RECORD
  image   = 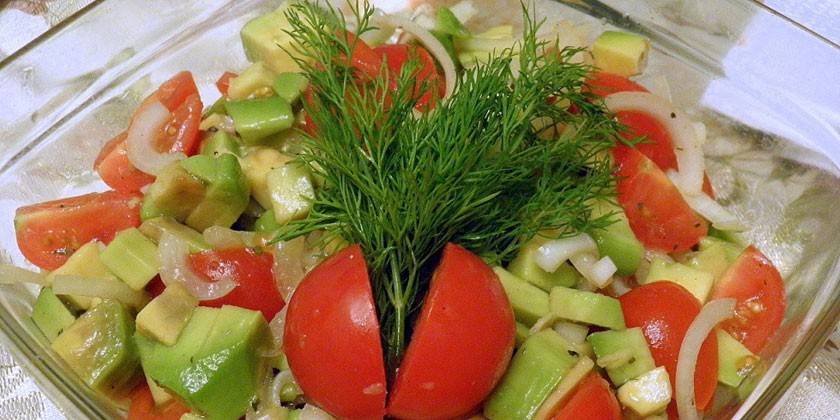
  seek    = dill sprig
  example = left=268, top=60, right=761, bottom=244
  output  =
left=279, top=1, right=622, bottom=374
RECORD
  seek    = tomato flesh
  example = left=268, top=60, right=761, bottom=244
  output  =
left=145, top=71, right=200, bottom=112
left=619, top=282, right=718, bottom=411
left=284, top=245, right=386, bottom=419
left=586, top=72, right=648, bottom=97
left=551, top=373, right=621, bottom=420
left=616, top=110, right=678, bottom=171
left=128, top=383, right=190, bottom=420
left=188, top=247, right=284, bottom=321
left=387, top=243, right=515, bottom=419
left=711, top=246, right=786, bottom=353
left=215, top=71, right=237, bottom=96
left=14, top=191, right=142, bottom=270
left=375, top=44, right=444, bottom=111
left=94, top=132, right=156, bottom=193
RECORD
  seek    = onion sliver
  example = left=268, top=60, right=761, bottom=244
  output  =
left=606, top=92, right=705, bottom=194
left=272, top=237, right=307, bottom=302
left=159, top=232, right=236, bottom=300
left=371, top=14, right=457, bottom=100
left=667, top=170, right=745, bottom=231
left=52, top=275, right=149, bottom=309
left=299, top=404, right=334, bottom=420
left=536, top=234, right=597, bottom=273
left=0, top=264, right=48, bottom=286
left=126, top=100, right=186, bottom=175
left=676, top=298, right=736, bottom=420
left=268, top=305, right=289, bottom=354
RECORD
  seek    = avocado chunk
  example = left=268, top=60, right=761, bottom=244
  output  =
left=592, top=31, right=650, bottom=77
left=493, top=267, right=550, bottom=326
left=717, top=329, right=759, bottom=388
left=484, top=330, right=578, bottom=420
left=254, top=209, right=282, bottom=233
left=700, top=237, right=744, bottom=264
left=589, top=201, right=644, bottom=276
left=51, top=300, right=140, bottom=395
left=533, top=357, right=595, bottom=419
left=508, top=236, right=579, bottom=291
left=32, top=287, right=76, bottom=342
left=200, top=131, right=242, bottom=158
left=273, top=72, right=309, bottom=104
left=514, top=322, right=530, bottom=347
left=549, top=286, right=625, bottom=330
left=141, top=162, right=206, bottom=222
left=137, top=305, right=270, bottom=420
left=46, top=241, right=114, bottom=310
left=228, top=61, right=277, bottom=100
left=241, top=147, right=293, bottom=209
left=617, top=366, right=671, bottom=417
left=267, top=162, right=315, bottom=225
left=226, top=96, right=294, bottom=144
left=587, top=327, right=656, bottom=386
left=643, top=258, right=714, bottom=303
left=136, top=283, right=198, bottom=346
left=240, top=3, right=302, bottom=74
left=182, top=154, right=251, bottom=231
left=139, top=217, right=210, bottom=252
left=100, top=228, right=159, bottom=291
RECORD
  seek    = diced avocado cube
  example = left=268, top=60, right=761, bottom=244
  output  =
left=589, top=201, right=644, bottom=276
left=493, top=267, right=550, bottom=326
left=643, top=258, right=714, bottom=303
left=180, top=154, right=251, bottom=232
left=684, top=241, right=730, bottom=281
left=200, top=131, right=242, bottom=158
left=139, top=217, right=210, bottom=252
left=202, top=97, right=227, bottom=118
left=141, top=162, right=206, bottom=222
left=735, top=358, right=767, bottom=402
left=484, top=330, right=578, bottom=420
left=100, top=228, right=159, bottom=290
left=51, top=300, right=140, bottom=395
left=592, top=31, right=650, bottom=77
left=267, top=162, right=315, bottom=225
left=136, top=283, right=198, bottom=346
left=226, top=96, right=294, bottom=144
left=717, top=329, right=759, bottom=388
left=46, top=241, right=113, bottom=310
left=549, top=286, right=625, bottom=330
left=145, top=368, right=173, bottom=407
left=508, top=236, right=579, bottom=291
left=241, top=147, right=293, bottom=209
left=273, top=72, right=308, bottom=104
left=533, top=357, right=595, bottom=419
left=588, top=327, right=656, bottom=385
left=254, top=209, right=282, bottom=233
left=515, top=322, right=530, bottom=347
left=617, top=366, right=671, bottom=417
left=700, top=237, right=744, bottom=264
left=240, top=4, right=302, bottom=74
left=228, top=61, right=277, bottom=100
left=32, top=287, right=76, bottom=342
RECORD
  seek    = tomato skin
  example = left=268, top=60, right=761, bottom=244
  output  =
left=551, top=373, right=621, bottom=420
left=342, top=32, right=383, bottom=81
left=711, top=246, right=786, bottom=353
left=94, top=132, right=156, bottom=193
left=14, top=191, right=142, bottom=270
left=161, top=93, right=202, bottom=155
left=284, top=245, right=386, bottom=419
left=375, top=44, right=444, bottom=111
left=387, top=243, right=515, bottom=420
left=188, top=247, right=284, bottom=321
left=613, top=145, right=707, bottom=253
left=619, top=282, right=718, bottom=411
left=128, top=383, right=190, bottom=420
left=215, top=71, right=237, bottom=96
left=616, top=110, right=678, bottom=171
left=145, top=71, right=200, bottom=112
left=586, top=72, right=648, bottom=97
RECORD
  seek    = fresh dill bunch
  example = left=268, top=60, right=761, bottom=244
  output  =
left=279, top=0, right=623, bottom=375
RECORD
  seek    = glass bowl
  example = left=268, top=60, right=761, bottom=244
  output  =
left=0, top=0, right=837, bottom=418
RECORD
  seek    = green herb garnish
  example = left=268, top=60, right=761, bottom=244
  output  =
left=279, top=1, right=621, bottom=374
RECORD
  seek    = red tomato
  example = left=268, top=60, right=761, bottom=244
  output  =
left=128, top=383, right=191, bottom=420
left=284, top=245, right=386, bottom=419
left=375, top=44, right=444, bottom=111
left=586, top=72, right=648, bottom=97
left=340, top=32, right=383, bottom=81
left=387, top=243, right=515, bottom=420
left=551, top=373, right=621, bottom=420
left=215, top=71, right=237, bottom=96
left=613, top=145, right=707, bottom=253
left=94, top=132, right=156, bottom=193
left=146, top=276, right=166, bottom=299
left=188, top=247, right=284, bottom=321
left=711, top=246, right=786, bottom=353
left=160, top=93, right=203, bottom=155
left=620, top=282, right=718, bottom=412
left=14, top=191, right=142, bottom=270
left=145, top=71, right=200, bottom=112
left=616, top=110, right=678, bottom=171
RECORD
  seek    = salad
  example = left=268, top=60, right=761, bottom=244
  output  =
left=3, top=1, right=787, bottom=419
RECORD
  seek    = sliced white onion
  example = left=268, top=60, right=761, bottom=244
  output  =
left=648, top=75, right=673, bottom=103
left=371, top=14, right=457, bottom=100
left=270, top=370, right=297, bottom=408
left=449, top=0, right=478, bottom=24
left=552, top=321, right=589, bottom=344
left=272, top=237, right=307, bottom=302
left=125, top=100, right=186, bottom=175
left=667, top=170, right=746, bottom=231
left=535, top=234, right=597, bottom=273
left=298, top=404, right=335, bottom=420
left=159, top=232, right=236, bottom=300
left=0, top=265, right=48, bottom=286
left=267, top=305, right=289, bottom=356
left=569, top=253, right=615, bottom=288
left=609, top=276, right=634, bottom=297
left=676, top=298, right=736, bottom=420
left=606, top=92, right=704, bottom=194
left=529, top=312, right=560, bottom=335
left=203, top=226, right=271, bottom=249
left=52, top=275, right=149, bottom=309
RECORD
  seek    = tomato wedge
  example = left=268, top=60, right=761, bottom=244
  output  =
left=284, top=245, right=386, bottom=419
left=144, top=71, right=200, bottom=112
left=215, top=71, right=237, bottom=96
left=551, top=373, right=621, bottom=420
left=586, top=72, right=648, bottom=97
left=616, top=110, right=678, bottom=171
left=94, top=132, right=156, bottom=193
left=188, top=247, right=284, bottom=321
left=375, top=44, right=444, bottom=111
left=613, top=145, right=707, bottom=253
left=128, top=383, right=190, bottom=420
left=14, top=191, right=142, bottom=270
left=388, top=243, right=515, bottom=419
left=620, top=282, right=718, bottom=412
left=711, top=246, right=786, bottom=353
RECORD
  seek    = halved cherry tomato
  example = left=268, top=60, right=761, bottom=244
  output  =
left=143, top=71, right=200, bottom=112
left=128, top=383, right=190, bottom=420
left=94, top=132, right=156, bottom=193
left=284, top=245, right=386, bottom=419
left=585, top=72, right=648, bottom=97
left=215, top=71, right=237, bottom=96
left=711, top=246, right=786, bottom=353
left=620, top=282, right=718, bottom=412
left=375, top=44, right=444, bottom=111
left=551, top=373, right=621, bottom=420
left=160, top=93, right=203, bottom=155
left=340, top=32, right=383, bottom=81
left=188, top=247, right=284, bottom=321
left=14, top=191, right=142, bottom=270
left=613, top=145, right=707, bottom=253
left=616, top=110, right=678, bottom=171
left=387, top=243, right=515, bottom=419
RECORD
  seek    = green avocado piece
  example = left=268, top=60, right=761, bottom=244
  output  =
left=136, top=283, right=197, bottom=346
left=592, top=31, right=650, bottom=77
left=138, top=217, right=210, bottom=252
left=266, top=162, right=315, bottom=225
left=183, top=154, right=251, bottom=231
left=508, top=237, right=579, bottom=291
left=643, top=258, right=714, bottom=304
left=254, top=209, right=282, bottom=232
left=587, top=327, right=656, bottom=386
left=51, top=300, right=140, bottom=395
left=589, top=201, right=644, bottom=276
left=228, top=61, right=277, bottom=100
left=45, top=241, right=113, bottom=310
left=700, top=237, right=744, bottom=264
left=240, top=3, right=301, bottom=74
left=484, top=330, right=578, bottom=420
left=272, top=72, right=308, bottom=104
left=717, top=329, right=759, bottom=388
left=226, top=95, right=294, bottom=144
left=514, top=322, right=530, bottom=348
left=141, top=162, right=205, bottom=222
left=200, top=131, right=242, bottom=158
left=100, top=228, right=160, bottom=291
left=32, top=287, right=76, bottom=342
left=617, top=366, right=671, bottom=416
left=493, top=267, right=550, bottom=326
left=549, top=286, right=625, bottom=330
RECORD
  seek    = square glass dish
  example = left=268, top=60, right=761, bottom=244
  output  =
left=0, top=0, right=837, bottom=418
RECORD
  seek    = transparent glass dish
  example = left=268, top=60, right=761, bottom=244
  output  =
left=0, top=0, right=837, bottom=418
